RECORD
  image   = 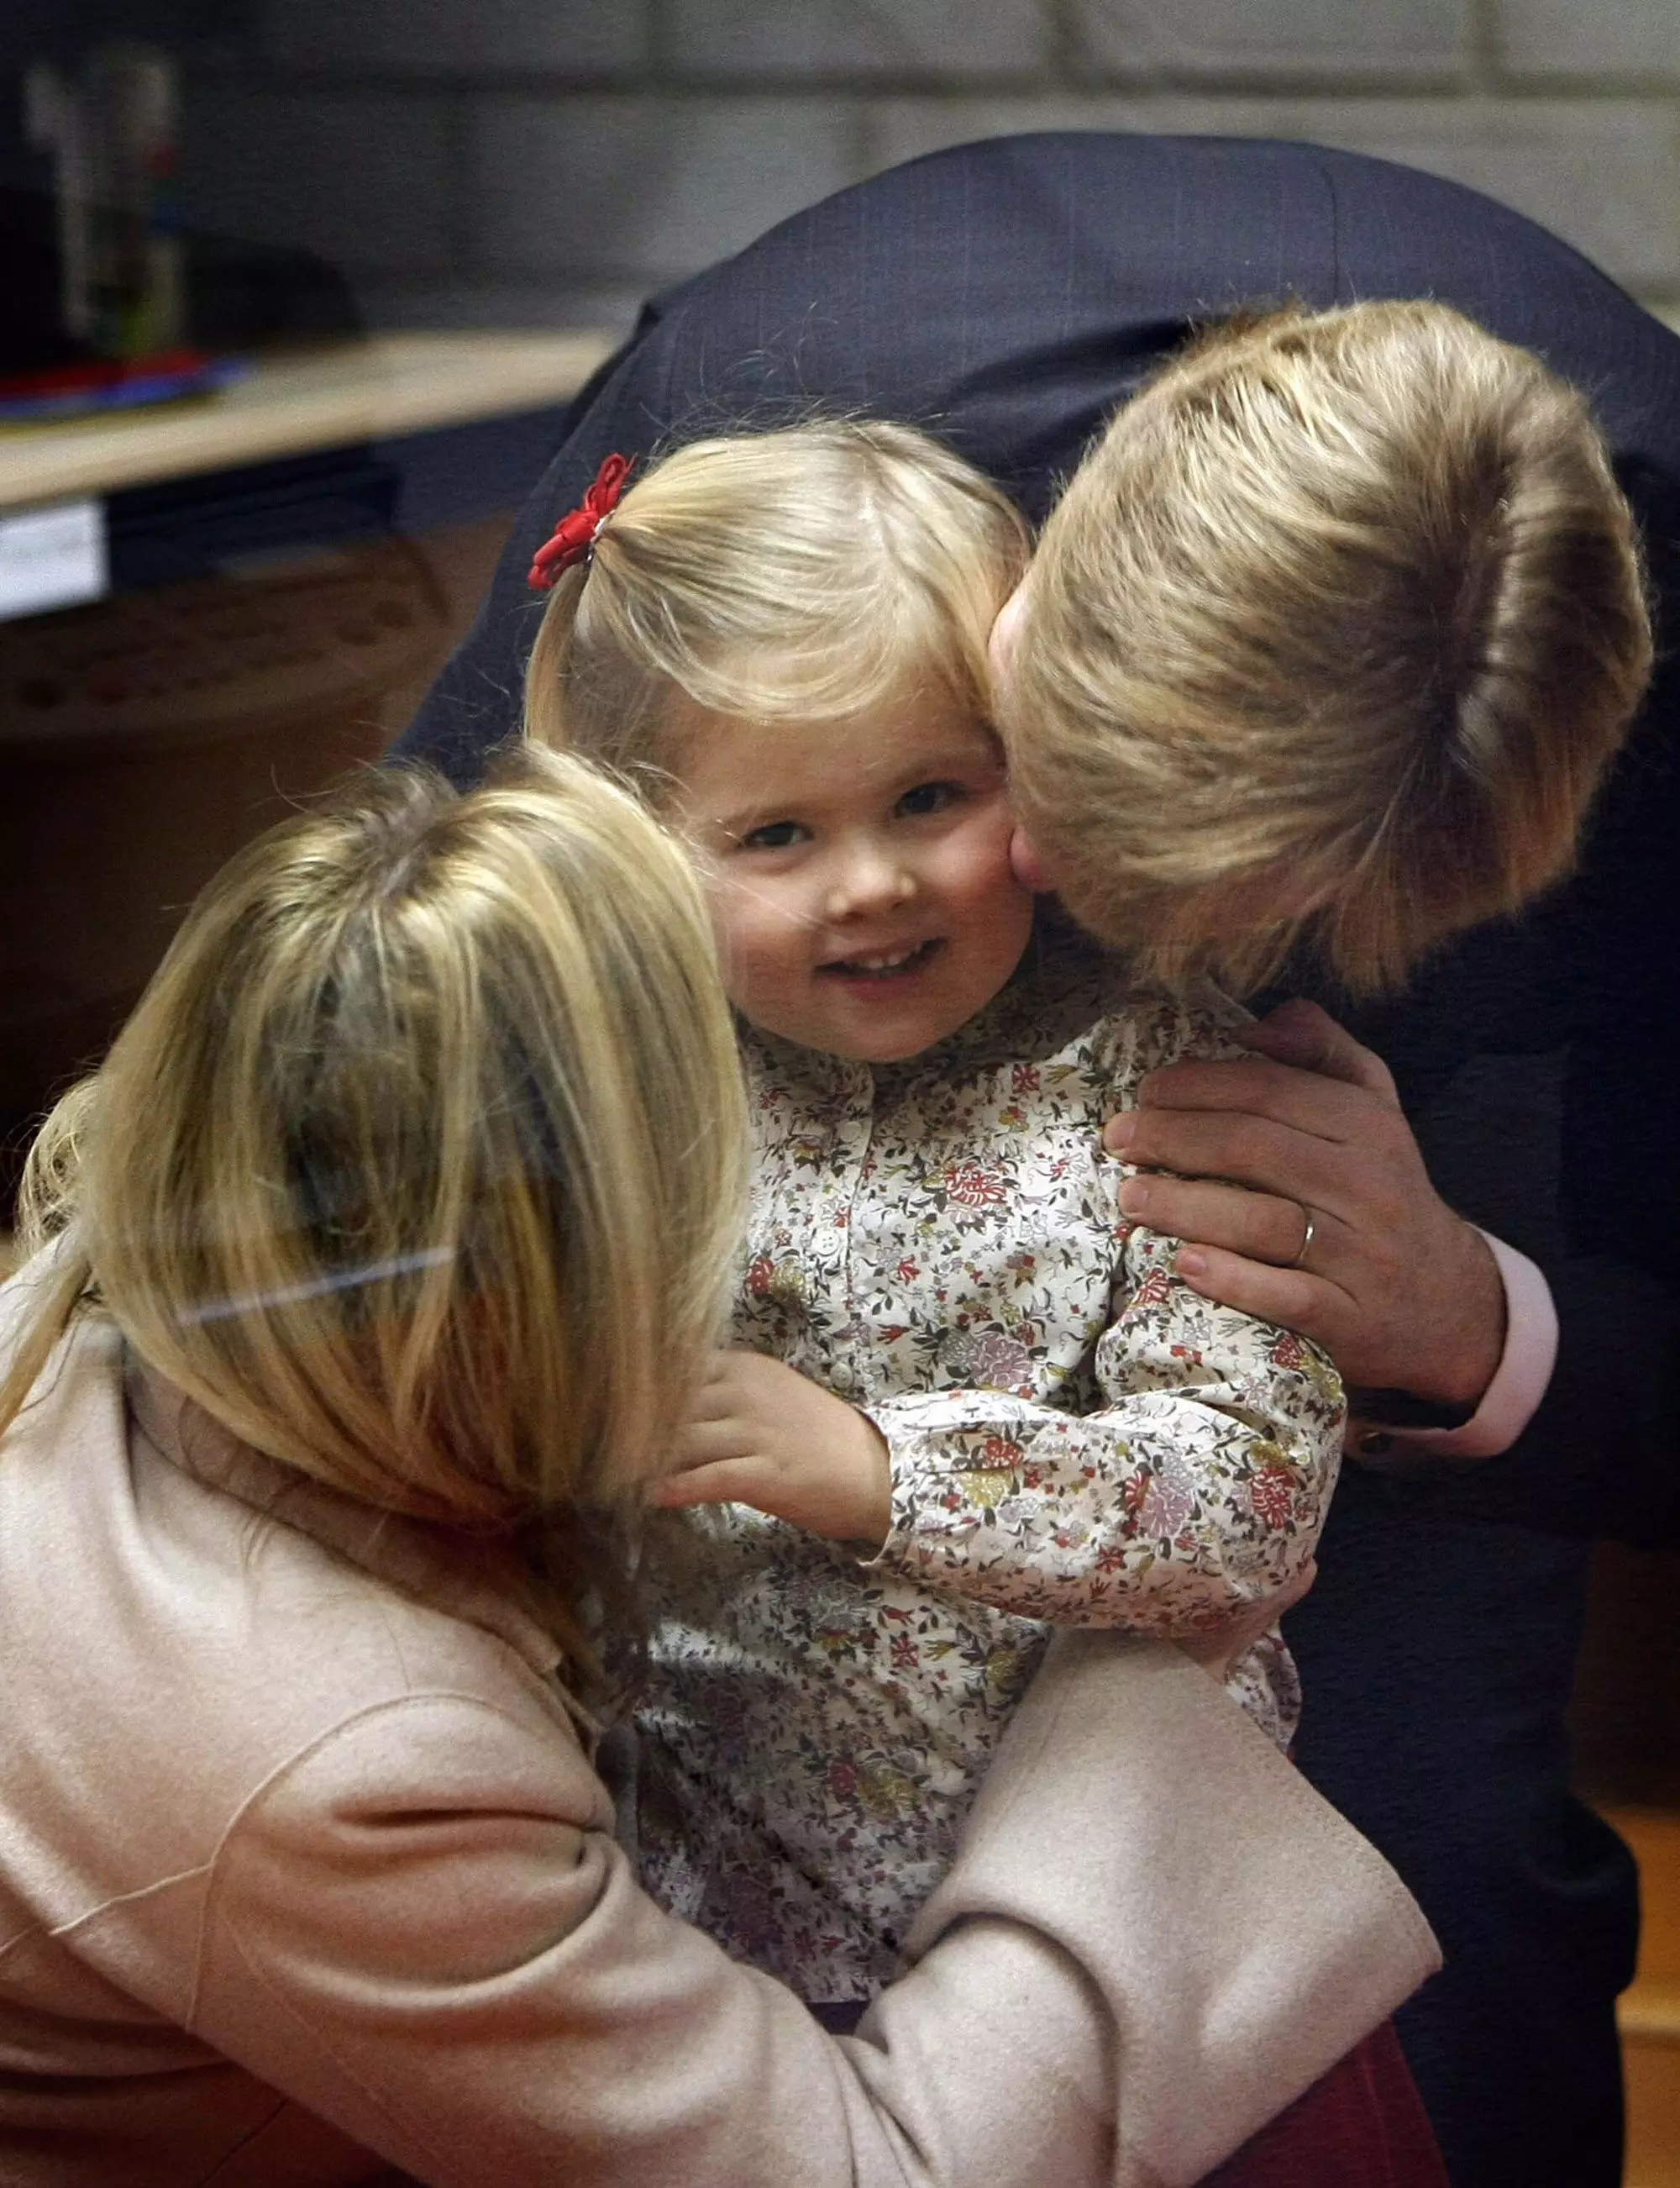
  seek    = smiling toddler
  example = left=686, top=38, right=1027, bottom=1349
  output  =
left=524, top=420, right=1345, bottom=2011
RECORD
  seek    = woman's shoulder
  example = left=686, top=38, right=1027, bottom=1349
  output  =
left=0, top=1316, right=610, bottom=1941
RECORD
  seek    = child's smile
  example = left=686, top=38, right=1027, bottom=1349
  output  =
left=820, top=937, right=941, bottom=979
left=675, top=690, right=1037, bottom=1063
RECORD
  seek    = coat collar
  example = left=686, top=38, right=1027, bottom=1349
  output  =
left=123, top=1355, right=570, bottom=1689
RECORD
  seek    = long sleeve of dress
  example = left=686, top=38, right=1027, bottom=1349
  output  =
left=863, top=1241, right=1341, bottom=1631
left=854, top=997, right=1347, bottom=1633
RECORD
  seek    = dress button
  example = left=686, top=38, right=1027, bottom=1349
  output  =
left=1357, top=1431, right=1395, bottom=1459
left=830, top=1361, right=856, bottom=1396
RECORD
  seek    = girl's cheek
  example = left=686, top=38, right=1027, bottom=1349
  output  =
left=701, top=879, right=761, bottom=986
left=949, top=804, right=1031, bottom=898
left=709, top=881, right=806, bottom=986
left=711, top=922, right=767, bottom=1018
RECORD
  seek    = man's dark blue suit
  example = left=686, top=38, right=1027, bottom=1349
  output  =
left=396, top=134, right=1680, bottom=2187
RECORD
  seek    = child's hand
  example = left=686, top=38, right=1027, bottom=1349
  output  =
left=651, top=1349, right=892, bottom=1549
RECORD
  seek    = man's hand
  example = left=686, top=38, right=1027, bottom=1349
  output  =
left=1102, top=998, right=1504, bottom=1409
left=650, top=1349, right=893, bottom=1549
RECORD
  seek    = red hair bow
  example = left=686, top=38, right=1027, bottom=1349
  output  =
left=528, top=452, right=637, bottom=590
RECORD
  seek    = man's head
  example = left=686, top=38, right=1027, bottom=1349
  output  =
left=996, top=300, right=1653, bottom=994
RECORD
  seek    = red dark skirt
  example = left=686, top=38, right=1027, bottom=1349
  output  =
left=1201, top=2018, right=1450, bottom=2187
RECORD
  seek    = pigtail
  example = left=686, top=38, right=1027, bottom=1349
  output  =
left=524, top=560, right=592, bottom=754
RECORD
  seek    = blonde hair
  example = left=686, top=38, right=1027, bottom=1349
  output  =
left=525, top=418, right=1029, bottom=777
left=1, top=746, right=748, bottom=1698
left=1005, top=300, right=1653, bottom=995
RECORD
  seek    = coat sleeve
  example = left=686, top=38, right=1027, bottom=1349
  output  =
left=166, top=1642, right=1433, bottom=2188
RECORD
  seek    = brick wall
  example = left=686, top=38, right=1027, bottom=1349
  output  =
left=175, top=0, right=1680, bottom=333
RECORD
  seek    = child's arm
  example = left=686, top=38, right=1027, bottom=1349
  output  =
left=853, top=1233, right=1343, bottom=1633
left=658, top=993, right=1343, bottom=1634
left=655, top=1260, right=1341, bottom=1636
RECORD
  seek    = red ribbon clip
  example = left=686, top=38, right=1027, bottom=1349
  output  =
left=528, top=453, right=637, bottom=590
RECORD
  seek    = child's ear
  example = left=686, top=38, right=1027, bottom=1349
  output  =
left=1009, top=827, right=1055, bottom=893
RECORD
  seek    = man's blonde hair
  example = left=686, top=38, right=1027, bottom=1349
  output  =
left=0, top=747, right=748, bottom=1698
left=525, top=418, right=1029, bottom=776
left=1005, top=300, right=1653, bottom=995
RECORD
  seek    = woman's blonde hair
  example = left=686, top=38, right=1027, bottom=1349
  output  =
left=525, top=418, right=1029, bottom=776
left=1005, top=299, right=1653, bottom=995
left=1, top=746, right=748, bottom=1698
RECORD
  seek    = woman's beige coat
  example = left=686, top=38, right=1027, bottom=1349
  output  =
left=0, top=1275, right=1439, bottom=2188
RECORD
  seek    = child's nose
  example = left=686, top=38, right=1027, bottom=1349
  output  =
left=824, top=841, right=917, bottom=920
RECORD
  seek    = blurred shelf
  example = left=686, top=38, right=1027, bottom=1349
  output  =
left=0, top=332, right=614, bottom=513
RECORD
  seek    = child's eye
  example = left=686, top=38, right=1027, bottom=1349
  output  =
left=738, top=819, right=809, bottom=851
left=895, top=781, right=962, bottom=818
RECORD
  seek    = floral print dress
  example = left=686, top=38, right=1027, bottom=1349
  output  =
left=639, top=931, right=1346, bottom=2003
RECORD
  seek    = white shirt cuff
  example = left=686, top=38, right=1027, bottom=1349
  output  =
left=1373, top=1231, right=1558, bottom=1461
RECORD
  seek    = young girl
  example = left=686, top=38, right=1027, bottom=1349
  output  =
left=525, top=421, right=1347, bottom=1998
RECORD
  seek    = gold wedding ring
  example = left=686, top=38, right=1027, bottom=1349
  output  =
left=1288, top=1205, right=1316, bottom=1270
